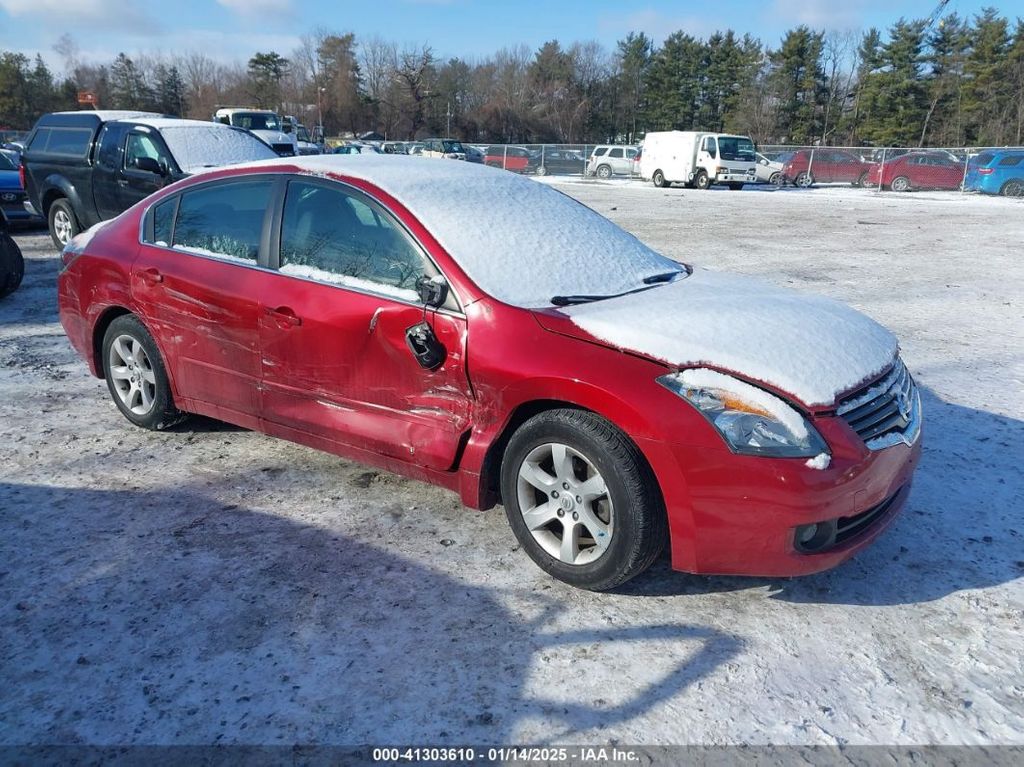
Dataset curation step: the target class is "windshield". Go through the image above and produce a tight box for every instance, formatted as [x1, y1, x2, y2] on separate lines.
[0, 152, 15, 171]
[230, 112, 282, 132]
[161, 126, 277, 172]
[296, 127, 311, 143]
[442, 140, 464, 153]
[718, 137, 756, 162]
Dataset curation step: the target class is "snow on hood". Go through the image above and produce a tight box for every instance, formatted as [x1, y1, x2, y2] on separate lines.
[565, 268, 898, 407]
[202, 155, 682, 307]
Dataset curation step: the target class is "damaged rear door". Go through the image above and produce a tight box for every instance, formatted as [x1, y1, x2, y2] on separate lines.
[257, 176, 473, 471]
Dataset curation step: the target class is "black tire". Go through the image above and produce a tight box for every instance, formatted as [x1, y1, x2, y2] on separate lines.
[1000, 179, 1024, 197]
[694, 170, 710, 190]
[855, 171, 868, 187]
[891, 176, 911, 192]
[768, 171, 781, 185]
[652, 169, 666, 188]
[535, 165, 548, 176]
[500, 409, 666, 591]
[101, 314, 186, 430]
[0, 232, 24, 299]
[794, 171, 814, 188]
[596, 164, 612, 179]
[48, 198, 80, 250]
[728, 182, 744, 191]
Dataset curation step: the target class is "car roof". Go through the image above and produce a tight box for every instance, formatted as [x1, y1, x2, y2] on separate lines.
[40, 110, 167, 127]
[118, 117, 235, 130]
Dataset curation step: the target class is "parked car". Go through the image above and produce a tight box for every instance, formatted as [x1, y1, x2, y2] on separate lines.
[22, 111, 277, 248]
[0, 150, 41, 225]
[464, 145, 485, 164]
[483, 145, 533, 172]
[865, 151, 965, 192]
[533, 148, 586, 176]
[0, 208, 24, 299]
[332, 143, 381, 155]
[754, 152, 784, 184]
[586, 145, 638, 178]
[381, 142, 409, 155]
[782, 149, 871, 187]
[420, 138, 466, 160]
[214, 108, 296, 156]
[57, 155, 922, 590]
[963, 150, 1024, 197]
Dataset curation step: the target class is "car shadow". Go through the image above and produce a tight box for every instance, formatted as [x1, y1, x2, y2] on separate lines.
[0, 480, 740, 745]
[616, 385, 1024, 606]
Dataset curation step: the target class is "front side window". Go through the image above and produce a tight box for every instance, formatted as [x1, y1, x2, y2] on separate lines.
[172, 180, 273, 263]
[703, 138, 717, 158]
[125, 132, 172, 172]
[279, 180, 431, 300]
[442, 140, 464, 153]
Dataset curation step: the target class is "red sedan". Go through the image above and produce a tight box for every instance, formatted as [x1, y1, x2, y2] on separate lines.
[782, 149, 870, 187]
[58, 156, 922, 590]
[865, 151, 965, 192]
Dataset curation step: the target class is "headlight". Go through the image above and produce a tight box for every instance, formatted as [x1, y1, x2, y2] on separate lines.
[658, 369, 829, 458]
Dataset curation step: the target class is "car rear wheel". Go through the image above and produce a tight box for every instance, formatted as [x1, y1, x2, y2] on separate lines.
[891, 176, 911, 192]
[501, 409, 666, 591]
[1001, 179, 1024, 197]
[652, 170, 666, 187]
[855, 171, 869, 187]
[794, 171, 814, 188]
[694, 170, 710, 190]
[535, 165, 548, 176]
[102, 314, 186, 431]
[0, 232, 24, 299]
[596, 164, 612, 179]
[48, 198, 80, 250]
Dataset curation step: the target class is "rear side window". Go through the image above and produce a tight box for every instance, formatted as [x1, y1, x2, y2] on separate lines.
[34, 127, 93, 158]
[171, 180, 273, 263]
[592, 147, 607, 157]
[974, 153, 994, 166]
[998, 156, 1022, 167]
[96, 123, 130, 171]
[152, 198, 176, 245]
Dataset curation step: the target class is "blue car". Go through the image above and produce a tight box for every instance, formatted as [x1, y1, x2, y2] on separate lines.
[0, 150, 41, 224]
[964, 150, 1024, 197]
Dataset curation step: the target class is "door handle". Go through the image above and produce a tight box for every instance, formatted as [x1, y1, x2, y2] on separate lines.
[117, 179, 129, 188]
[265, 306, 302, 327]
[139, 267, 163, 285]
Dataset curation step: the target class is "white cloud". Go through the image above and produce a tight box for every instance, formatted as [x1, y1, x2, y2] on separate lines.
[0, 0, 146, 25]
[768, 0, 872, 33]
[216, 0, 293, 18]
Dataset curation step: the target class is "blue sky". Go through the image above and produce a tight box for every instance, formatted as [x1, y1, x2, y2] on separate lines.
[0, 0, 1019, 73]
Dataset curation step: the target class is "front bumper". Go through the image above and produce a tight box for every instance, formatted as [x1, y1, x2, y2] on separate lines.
[638, 418, 923, 577]
[715, 171, 756, 183]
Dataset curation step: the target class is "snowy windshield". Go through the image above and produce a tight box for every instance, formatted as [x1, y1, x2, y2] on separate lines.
[161, 127, 277, 172]
[231, 113, 282, 132]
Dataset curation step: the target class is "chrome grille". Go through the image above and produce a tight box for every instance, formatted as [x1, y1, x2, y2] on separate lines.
[837, 359, 921, 450]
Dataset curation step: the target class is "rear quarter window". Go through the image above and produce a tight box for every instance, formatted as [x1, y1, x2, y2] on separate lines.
[37, 127, 94, 158]
[998, 156, 1022, 167]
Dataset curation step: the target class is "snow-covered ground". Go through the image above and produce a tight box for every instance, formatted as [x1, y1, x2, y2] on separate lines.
[1, 182, 1022, 747]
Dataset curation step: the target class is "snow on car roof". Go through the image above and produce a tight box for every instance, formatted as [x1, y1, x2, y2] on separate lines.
[206, 154, 682, 308]
[51, 110, 165, 121]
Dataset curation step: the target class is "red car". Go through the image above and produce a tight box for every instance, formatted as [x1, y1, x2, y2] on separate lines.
[865, 151, 965, 192]
[58, 156, 922, 590]
[483, 145, 534, 173]
[783, 149, 870, 187]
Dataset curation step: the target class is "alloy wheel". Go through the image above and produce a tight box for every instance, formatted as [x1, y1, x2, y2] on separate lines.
[516, 442, 613, 566]
[53, 209, 73, 245]
[108, 334, 157, 416]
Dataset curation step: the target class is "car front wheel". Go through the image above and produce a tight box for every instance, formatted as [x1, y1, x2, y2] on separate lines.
[596, 164, 612, 179]
[501, 409, 666, 591]
[1001, 179, 1024, 197]
[891, 176, 911, 192]
[102, 314, 186, 430]
[794, 171, 814, 188]
[652, 170, 666, 187]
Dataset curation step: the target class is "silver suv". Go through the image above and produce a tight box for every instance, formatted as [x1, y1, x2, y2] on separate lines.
[586, 145, 639, 178]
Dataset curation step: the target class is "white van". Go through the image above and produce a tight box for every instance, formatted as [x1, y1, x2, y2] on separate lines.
[213, 108, 296, 157]
[639, 131, 757, 189]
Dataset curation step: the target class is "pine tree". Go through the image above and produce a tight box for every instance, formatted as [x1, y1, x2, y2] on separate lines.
[616, 33, 652, 143]
[247, 51, 289, 110]
[962, 9, 1012, 145]
[109, 53, 150, 110]
[769, 26, 827, 144]
[644, 31, 703, 131]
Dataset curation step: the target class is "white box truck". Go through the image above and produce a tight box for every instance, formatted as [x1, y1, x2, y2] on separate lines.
[639, 131, 758, 190]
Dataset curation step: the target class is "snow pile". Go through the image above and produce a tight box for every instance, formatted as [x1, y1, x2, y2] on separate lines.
[154, 121, 277, 172]
[805, 453, 831, 470]
[568, 268, 898, 407]
[199, 155, 683, 307]
[676, 368, 809, 438]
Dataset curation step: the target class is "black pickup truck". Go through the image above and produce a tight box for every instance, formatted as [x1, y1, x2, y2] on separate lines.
[22, 111, 277, 249]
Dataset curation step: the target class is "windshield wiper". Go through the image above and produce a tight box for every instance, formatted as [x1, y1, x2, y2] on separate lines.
[551, 270, 684, 307]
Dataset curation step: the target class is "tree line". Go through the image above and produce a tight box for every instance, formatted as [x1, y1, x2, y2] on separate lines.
[1, 9, 1022, 147]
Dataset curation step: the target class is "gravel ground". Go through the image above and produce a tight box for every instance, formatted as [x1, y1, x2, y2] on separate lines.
[1, 182, 1022, 747]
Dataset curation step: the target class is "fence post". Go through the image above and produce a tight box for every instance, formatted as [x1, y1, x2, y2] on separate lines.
[807, 146, 816, 185]
[960, 149, 969, 194]
[541, 144, 546, 175]
[503, 145, 507, 171]
[877, 148, 887, 192]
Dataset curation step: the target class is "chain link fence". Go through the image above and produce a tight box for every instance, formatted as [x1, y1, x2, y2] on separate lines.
[395, 142, 1024, 198]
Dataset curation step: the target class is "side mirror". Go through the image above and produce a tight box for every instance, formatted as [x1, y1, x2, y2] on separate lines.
[135, 157, 164, 175]
[416, 275, 449, 308]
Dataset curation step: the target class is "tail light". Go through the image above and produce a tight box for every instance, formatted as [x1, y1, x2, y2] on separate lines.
[18, 162, 26, 190]
[978, 168, 994, 175]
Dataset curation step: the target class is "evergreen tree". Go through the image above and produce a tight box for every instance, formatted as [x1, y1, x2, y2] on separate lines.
[769, 26, 827, 144]
[962, 8, 1012, 145]
[644, 31, 703, 131]
[247, 51, 289, 109]
[109, 53, 150, 110]
[616, 33, 653, 143]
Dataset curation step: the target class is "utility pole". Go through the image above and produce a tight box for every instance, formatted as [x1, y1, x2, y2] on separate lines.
[446, 100, 452, 138]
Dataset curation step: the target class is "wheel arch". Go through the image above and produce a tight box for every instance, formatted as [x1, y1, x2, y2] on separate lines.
[91, 306, 135, 378]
